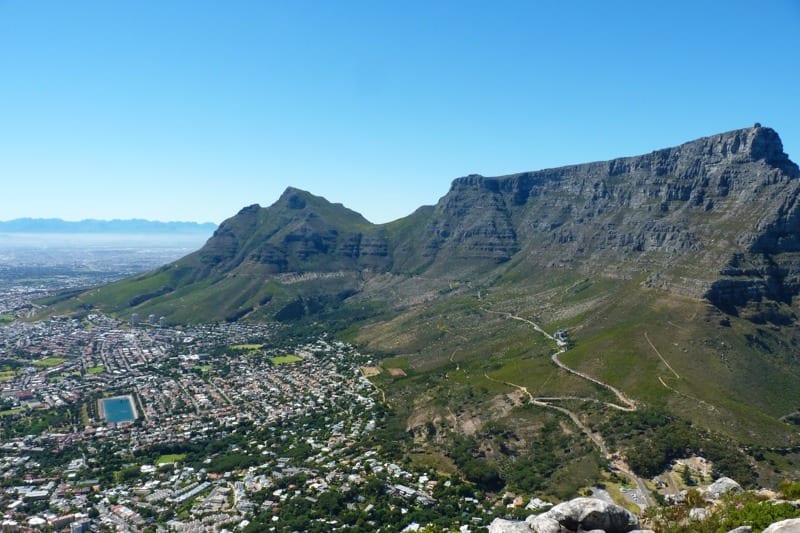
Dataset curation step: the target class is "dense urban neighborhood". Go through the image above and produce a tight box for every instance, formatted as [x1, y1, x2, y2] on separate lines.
[0, 285, 507, 532]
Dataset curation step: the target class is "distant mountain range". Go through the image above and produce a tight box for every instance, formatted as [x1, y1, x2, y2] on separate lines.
[0, 218, 217, 234]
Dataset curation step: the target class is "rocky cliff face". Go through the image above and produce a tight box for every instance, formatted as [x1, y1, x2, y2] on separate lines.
[417, 175, 521, 268]
[88, 125, 800, 322]
[405, 125, 800, 317]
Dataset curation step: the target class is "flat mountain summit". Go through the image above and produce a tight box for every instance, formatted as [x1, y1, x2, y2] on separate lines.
[69, 124, 798, 322]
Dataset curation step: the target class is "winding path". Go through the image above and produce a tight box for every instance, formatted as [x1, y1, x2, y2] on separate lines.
[645, 332, 680, 379]
[550, 349, 636, 411]
[482, 307, 653, 507]
[361, 367, 387, 404]
[481, 308, 637, 411]
[647, 332, 716, 414]
[483, 372, 610, 457]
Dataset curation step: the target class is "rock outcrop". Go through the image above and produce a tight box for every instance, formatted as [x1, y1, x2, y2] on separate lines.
[705, 476, 743, 500]
[488, 518, 536, 533]
[763, 518, 800, 533]
[487, 494, 800, 533]
[488, 497, 640, 532]
[412, 125, 800, 314]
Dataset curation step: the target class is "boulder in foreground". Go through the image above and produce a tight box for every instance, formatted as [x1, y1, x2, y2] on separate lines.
[489, 497, 640, 532]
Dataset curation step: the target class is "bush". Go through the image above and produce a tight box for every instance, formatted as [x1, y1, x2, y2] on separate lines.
[779, 480, 800, 499]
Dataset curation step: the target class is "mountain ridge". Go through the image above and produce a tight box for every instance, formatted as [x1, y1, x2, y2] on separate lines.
[54, 123, 800, 324]
[0, 218, 217, 234]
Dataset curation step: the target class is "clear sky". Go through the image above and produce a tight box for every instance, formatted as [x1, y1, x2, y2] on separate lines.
[1, 1, 799, 224]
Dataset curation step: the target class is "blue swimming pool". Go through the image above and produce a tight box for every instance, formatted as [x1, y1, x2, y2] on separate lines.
[100, 396, 137, 423]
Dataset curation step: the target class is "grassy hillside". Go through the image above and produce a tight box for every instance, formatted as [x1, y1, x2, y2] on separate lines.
[352, 269, 800, 493]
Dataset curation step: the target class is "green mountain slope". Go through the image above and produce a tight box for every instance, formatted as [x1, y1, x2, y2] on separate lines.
[43, 124, 800, 490]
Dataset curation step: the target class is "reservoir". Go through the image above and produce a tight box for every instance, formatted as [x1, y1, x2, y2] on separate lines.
[99, 395, 138, 423]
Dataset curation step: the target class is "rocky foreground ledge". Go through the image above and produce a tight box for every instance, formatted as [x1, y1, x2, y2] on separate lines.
[488, 497, 648, 533]
[487, 496, 800, 533]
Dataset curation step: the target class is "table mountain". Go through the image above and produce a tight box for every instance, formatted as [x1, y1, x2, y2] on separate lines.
[56, 124, 799, 324]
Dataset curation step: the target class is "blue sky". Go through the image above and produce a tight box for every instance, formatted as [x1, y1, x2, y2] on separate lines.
[1, 1, 798, 224]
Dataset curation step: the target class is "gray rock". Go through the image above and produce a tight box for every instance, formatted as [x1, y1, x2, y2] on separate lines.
[726, 526, 752, 533]
[763, 518, 800, 533]
[706, 477, 742, 500]
[487, 517, 533, 533]
[531, 497, 640, 533]
[526, 514, 562, 533]
[526, 497, 554, 511]
[689, 507, 709, 521]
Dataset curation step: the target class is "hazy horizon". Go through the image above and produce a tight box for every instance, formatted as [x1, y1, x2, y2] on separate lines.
[0, 216, 218, 225]
[0, 232, 210, 247]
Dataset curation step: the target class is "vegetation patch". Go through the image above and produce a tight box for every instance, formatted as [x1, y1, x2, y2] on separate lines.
[0, 313, 14, 325]
[231, 343, 262, 351]
[226, 343, 263, 357]
[0, 370, 16, 382]
[409, 450, 457, 474]
[87, 365, 105, 374]
[33, 356, 68, 368]
[270, 354, 302, 365]
[156, 453, 187, 465]
[379, 355, 410, 370]
[600, 407, 756, 486]
[649, 491, 800, 532]
[206, 452, 261, 473]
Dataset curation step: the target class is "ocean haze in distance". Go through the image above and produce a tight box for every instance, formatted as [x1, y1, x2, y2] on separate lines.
[0, 232, 208, 292]
[0, 219, 216, 279]
[0, 218, 216, 234]
[0, 232, 210, 253]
